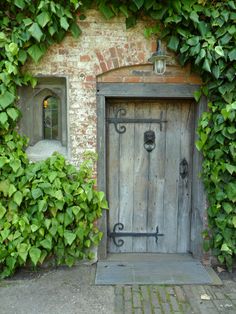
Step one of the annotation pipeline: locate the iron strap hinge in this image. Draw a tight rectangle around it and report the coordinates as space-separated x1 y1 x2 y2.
107 108 167 134
108 223 164 247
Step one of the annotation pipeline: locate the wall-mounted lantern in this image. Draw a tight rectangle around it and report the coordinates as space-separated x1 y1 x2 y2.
149 40 168 75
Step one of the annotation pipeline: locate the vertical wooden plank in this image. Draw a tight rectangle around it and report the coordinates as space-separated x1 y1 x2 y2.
132 101 149 252
107 102 121 253
162 100 181 253
147 100 166 252
191 96 207 258
97 95 107 259
177 100 194 252
118 102 135 252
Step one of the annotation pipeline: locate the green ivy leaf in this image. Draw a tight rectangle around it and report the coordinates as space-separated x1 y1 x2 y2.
187 36 200 46
44 219 51 230
64 212 73 227
13 191 23 206
133 0 144 10
29 247 41 266
194 89 202 102
99 4 114 19
85 239 91 248
212 65 220 79
14 0 26 10
0 203 6 219
28 23 43 42
6 256 16 271
232 216 236 228
126 16 136 29
1 229 10 241
70 22 81 38
221 243 232 255
37 11 50 28
0 91 15 109
222 202 233 214
27 45 44 63
65 255 75 267
119 5 129 18
18 50 28 64
38 199 47 212
17 243 29 262
190 11 199 23
10 159 21 172
8 43 19 56
60 17 69 30
228 48 236 61
168 35 179 51
0 112 8 126
64 231 76 245
225 164 236 175
8 184 17 197
32 188 43 200
144 0 155 10
226 183 236 202
215 46 224 57
31 224 39 232
0 178 10 197
55 190 63 200
202 58 211 73
40 236 52 250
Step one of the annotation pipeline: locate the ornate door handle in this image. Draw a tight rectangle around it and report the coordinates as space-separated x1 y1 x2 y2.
180 158 188 179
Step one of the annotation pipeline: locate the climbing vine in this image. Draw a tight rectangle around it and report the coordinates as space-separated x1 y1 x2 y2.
0 0 235 274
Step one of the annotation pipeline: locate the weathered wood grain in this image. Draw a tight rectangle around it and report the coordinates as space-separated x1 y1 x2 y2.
119 102 135 252
147 101 166 252
177 100 194 252
107 103 120 253
132 102 149 252
107 99 195 253
97 83 199 98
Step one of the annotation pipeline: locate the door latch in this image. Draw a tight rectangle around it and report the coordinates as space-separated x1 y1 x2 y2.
180 158 188 179
144 130 156 152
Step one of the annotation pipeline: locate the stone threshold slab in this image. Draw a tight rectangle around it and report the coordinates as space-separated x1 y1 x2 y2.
95 254 222 285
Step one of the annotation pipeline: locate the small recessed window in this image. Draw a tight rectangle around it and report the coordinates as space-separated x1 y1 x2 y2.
18 77 67 161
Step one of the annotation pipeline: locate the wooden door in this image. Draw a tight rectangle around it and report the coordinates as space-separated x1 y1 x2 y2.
107 99 195 253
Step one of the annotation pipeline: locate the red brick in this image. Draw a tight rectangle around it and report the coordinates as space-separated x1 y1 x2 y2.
95 50 104 62
109 47 117 58
86 75 95 82
80 55 91 62
123 77 142 83
100 62 108 72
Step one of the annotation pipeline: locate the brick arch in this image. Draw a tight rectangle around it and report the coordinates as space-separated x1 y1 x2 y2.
94 41 201 85
94 38 156 76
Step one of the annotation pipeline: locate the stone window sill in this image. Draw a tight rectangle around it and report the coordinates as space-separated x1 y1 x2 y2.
26 140 67 162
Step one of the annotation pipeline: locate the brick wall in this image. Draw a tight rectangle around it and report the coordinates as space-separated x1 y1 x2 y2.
23 9 201 166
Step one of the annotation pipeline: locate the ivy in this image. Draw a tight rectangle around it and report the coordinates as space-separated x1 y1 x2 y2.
0 0 235 275
0 152 107 278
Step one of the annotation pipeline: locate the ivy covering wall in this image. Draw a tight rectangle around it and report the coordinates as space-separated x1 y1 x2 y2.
0 0 235 276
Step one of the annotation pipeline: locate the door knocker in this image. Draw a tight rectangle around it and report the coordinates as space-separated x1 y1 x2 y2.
144 130 156 152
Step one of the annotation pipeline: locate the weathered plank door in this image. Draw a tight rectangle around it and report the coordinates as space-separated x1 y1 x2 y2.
107 99 195 253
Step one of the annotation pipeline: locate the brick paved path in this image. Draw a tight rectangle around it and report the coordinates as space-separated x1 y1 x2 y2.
115 277 236 314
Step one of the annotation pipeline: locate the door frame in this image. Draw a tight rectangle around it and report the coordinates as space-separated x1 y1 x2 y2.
97 82 207 260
